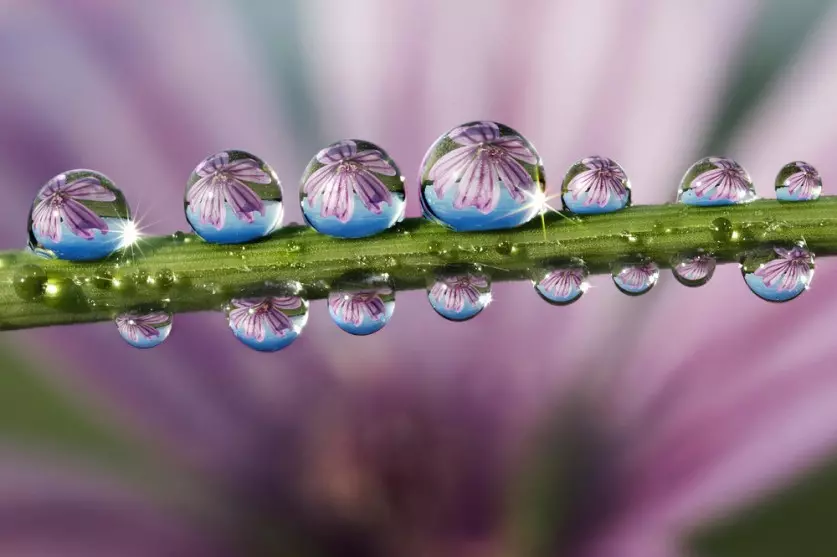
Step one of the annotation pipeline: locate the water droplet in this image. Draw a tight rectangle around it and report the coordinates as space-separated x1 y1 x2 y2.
651 222 671 236
419 121 545 231
154 269 175 290
185 150 283 244
427 266 492 321
286 241 304 254
620 230 638 244
711 217 734 243
115 311 173 349
226 283 309 352
561 156 631 215
678 157 756 206
43 277 88 312
741 242 814 302
611 259 659 296
27 170 133 261
0 253 18 268
93 269 114 290
496 241 514 255
171 230 188 243
327 272 395 336
13 264 47 301
775 161 821 201
300 139 406 238
428 241 444 256
672 251 716 287
533 260 589 305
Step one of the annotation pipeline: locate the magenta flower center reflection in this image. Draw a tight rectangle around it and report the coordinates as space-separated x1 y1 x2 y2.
566 157 629 207
303 140 397 223
785 162 820 198
691 158 751 201
328 289 390 326
430 275 489 312
540 268 585 298
115 312 169 343
187 152 270 230
229 297 302 342
428 121 537 214
753 246 812 291
31 175 116 242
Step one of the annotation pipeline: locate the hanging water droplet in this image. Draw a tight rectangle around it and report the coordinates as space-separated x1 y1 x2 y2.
741 241 814 302
678 157 756 206
327 272 395 336
427 266 492 321
561 156 631 215
185 150 283 244
533 260 589 305
27 170 133 261
13 264 47 301
300 139 406 238
226 283 309 352
115 311 173 349
419 121 545 231
671 251 716 287
611 259 659 296
775 161 821 201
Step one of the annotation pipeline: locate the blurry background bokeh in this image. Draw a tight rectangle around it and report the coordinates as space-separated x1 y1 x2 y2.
2 0 837 555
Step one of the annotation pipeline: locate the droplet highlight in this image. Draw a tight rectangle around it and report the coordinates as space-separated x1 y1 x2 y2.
419 121 545 231
185 150 283 244
672 252 716 287
28 170 132 261
741 242 814 302
300 140 406 238
327 273 395 335
427 266 492 321
678 157 756 206
116 311 173 349
612 259 660 296
775 161 821 201
561 156 631 214
227 286 309 352
533 260 589 305
13 264 47 301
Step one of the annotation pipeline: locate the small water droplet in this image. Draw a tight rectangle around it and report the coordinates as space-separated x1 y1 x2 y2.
155 269 175 290
0 253 18 268
328 272 395 336
171 230 188 243
561 156 631 215
428 241 444 256
775 161 821 201
651 222 671 236
711 217 733 243
611 259 659 296
116 311 173 349
13 264 47 301
741 241 814 302
427 266 492 321
533 260 589 305
496 241 514 255
226 282 309 352
678 157 756 206
620 231 638 244
672 251 716 287
286 241 304 254
131 269 149 286
43 277 88 312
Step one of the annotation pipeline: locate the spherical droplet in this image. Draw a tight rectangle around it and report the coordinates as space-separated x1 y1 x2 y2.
185 150 283 244
672 251 716 287
226 285 309 352
741 241 814 302
154 269 175 290
711 217 734 243
561 156 631 215
419 121 545 231
427 266 492 321
775 161 821 201
612 259 659 296
13 264 47 301
300 140 406 238
27 170 133 261
116 311 173 349
678 157 756 206
533 260 589 305
327 273 395 336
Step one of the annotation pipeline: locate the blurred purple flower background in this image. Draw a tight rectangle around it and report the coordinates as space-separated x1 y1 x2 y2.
2 0 837 555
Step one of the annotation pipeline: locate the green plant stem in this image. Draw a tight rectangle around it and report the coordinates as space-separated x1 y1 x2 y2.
2 198 837 331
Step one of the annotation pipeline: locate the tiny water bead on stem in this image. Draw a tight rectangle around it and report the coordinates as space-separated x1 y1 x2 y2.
775 161 822 202
561 156 631 215
678 157 757 206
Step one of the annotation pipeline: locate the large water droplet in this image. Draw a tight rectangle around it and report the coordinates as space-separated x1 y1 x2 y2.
427 266 492 321
561 156 631 215
612 259 659 296
27 170 133 261
226 283 309 352
115 311 173 349
300 140 406 238
13 264 47 301
419 121 545 231
185 150 283 244
327 273 395 335
741 242 814 302
672 251 716 287
775 161 821 201
533 260 589 305
678 157 756 206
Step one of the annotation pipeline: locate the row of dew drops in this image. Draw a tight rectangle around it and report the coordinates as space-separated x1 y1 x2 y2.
21 120 822 350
